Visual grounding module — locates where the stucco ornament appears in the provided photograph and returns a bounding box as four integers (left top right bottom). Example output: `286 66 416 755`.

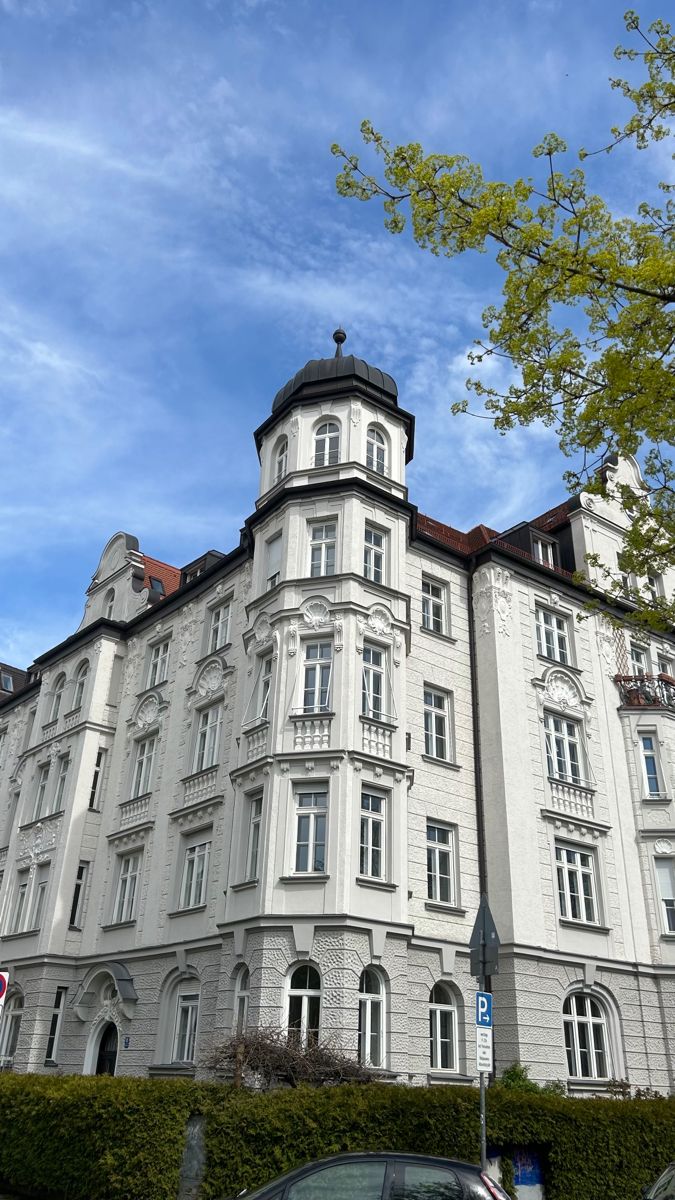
48 741 63 763
136 695 160 729
646 810 671 827
123 638 141 693
368 606 392 637
654 839 673 855
303 600 331 630
289 416 299 438
288 623 298 657
544 670 581 712
596 617 616 676
472 566 512 637
18 820 60 873
350 401 361 427
197 661 224 698
176 603 195 668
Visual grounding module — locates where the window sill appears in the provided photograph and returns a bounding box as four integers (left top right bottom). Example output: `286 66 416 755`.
290 711 335 721
242 717 270 735
195 643 232 669
63 706 82 720
279 873 330 884
1 927 40 941
100 920 136 931
548 776 595 795
229 879 259 892
19 809 65 832
356 876 397 892
421 755 460 771
641 794 671 804
537 653 582 674
559 918 610 934
359 714 397 732
167 904 207 918
148 1063 196 1079
660 932 675 941
427 1072 474 1085
424 902 466 916
419 626 456 645
41 719 58 733
566 1077 611 1094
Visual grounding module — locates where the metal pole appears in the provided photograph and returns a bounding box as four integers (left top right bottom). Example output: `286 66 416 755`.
479 956 487 1172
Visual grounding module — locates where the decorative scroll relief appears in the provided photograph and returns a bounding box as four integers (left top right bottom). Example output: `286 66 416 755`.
596 617 616 677
289 416 299 439
645 810 672 827
18 819 61 873
654 839 673 855
303 601 331 631
176 603 195 669
356 604 396 654
123 638 141 694
241 561 253 598
472 565 512 637
196 661 224 699
544 670 582 712
136 695 160 730
48 741 63 764
350 401 361 427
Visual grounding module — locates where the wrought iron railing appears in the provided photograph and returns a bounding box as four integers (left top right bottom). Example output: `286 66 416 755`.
614 674 675 711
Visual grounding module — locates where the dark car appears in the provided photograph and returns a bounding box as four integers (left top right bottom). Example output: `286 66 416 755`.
644 1162 675 1198
229 1151 510 1200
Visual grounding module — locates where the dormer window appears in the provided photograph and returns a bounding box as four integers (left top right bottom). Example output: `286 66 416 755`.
149 576 165 596
104 589 115 619
366 426 386 475
275 438 288 483
314 422 340 468
1 672 13 693
532 536 555 568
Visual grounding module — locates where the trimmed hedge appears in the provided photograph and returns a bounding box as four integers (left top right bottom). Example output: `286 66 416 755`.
0 1075 674 1200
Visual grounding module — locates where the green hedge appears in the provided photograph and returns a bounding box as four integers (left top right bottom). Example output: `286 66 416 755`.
0 1075 673 1200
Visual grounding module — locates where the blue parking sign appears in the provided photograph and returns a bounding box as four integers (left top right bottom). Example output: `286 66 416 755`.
476 991 492 1027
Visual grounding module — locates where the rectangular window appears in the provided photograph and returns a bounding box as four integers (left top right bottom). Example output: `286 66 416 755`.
655 858 675 934
246 796 263 880
33 763 50 822
209 603 231 654
631 643 648 677
647 573 663 601
132 736 156 797
294 790 327 873
363 525 385 584
53 755 70 812
258 655 273 721
89 749 106 809
303 642 332 713
426 822 455 904
422 578 445 635
658 656 674 678
360 790 385 879
544 713 583 785
533 536 554 567
113 851 141 924
640 734 664 797
424 688 449 760
362 643 388 721
556 843 598 923
69 861 89 927
310 522 336 577
10 871 29 933
266 532 282 590
173 991 199 1062
535 607 569 664
147 639 170 688
44 987 67 1064
179 839 210 909
193 705 222 773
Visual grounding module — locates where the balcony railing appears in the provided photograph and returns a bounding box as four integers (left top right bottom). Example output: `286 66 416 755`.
244 723 269 762
548 777 595 821
182 766 218 807
361 717 394 760
119 794 151 827
290 713 332 751
614 673 675 711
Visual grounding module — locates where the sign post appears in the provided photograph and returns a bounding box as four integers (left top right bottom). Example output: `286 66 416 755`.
469 896 500 1174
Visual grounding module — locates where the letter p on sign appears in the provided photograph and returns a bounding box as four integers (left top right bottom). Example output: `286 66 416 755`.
475 991 492 1027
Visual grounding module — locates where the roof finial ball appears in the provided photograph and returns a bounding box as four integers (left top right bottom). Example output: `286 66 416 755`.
333 327 347 358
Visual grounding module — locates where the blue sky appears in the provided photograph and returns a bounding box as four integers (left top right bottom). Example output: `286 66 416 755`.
0 0 666 666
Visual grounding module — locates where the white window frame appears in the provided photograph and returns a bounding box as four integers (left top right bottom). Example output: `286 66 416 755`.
209 602 231 654
429 983 458 1072
658 654 674 678
132 735 156 797
266 532 282 590
555 841 599 924
426 821 456 905
563 992 611 1080
544 712 585 786
287 964 321 1048
630 642 648 677
50 674 66 723
358 968 385 1068
646 572 664 601
302 641 332 714
366 426 386 475
233 967 250 1035
294 789 327 874
313 421 340 468
32 763 51 821
44 986 68 1064
274 437 288 483
179 836 211 910
639 732 665 798
246 795 263 880
244 653 273 725
113 850 141 924
147 639 170 689
655 857 675 934
532 536 555 567
422 578 445 635
193 704 222 774
89 748 106 809
362 643 385 721
0 993 23 1064
424 687 450 761
69 860 89 928
172 989 200 1062
363 524 385 584
359 789 386 879
53 754 70 812
104 589 115 619
535 606 570 664
309 521 337 578
73 661 89 710
10 862 50 934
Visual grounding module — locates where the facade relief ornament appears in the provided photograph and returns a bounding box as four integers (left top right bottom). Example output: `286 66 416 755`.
350 401 361 427
48 741 63 764
176 603 195 669
543 670 582 712
654 839 673 855
645 810 672 827
288 623 298 657
334 618 343 653
472 566 512 637
596 617 616 677
252 611 273 648
196 661 224 699
289 416 300 439
123 638 141 694
241 561 253 597
303 600 331 631
136 695 160 730
18 819 60 873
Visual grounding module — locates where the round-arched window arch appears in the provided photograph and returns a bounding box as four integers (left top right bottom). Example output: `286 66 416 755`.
429 982 457 1071
287 964 321 1047
314 422 340 468
233 966 250 1035
358 968 385 1068
274 437 288 484
563 991 611 1080
366 425 387 475
51 673 66 723
73 660 89 710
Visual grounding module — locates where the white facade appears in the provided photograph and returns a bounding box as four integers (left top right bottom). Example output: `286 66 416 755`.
0 338 673 1091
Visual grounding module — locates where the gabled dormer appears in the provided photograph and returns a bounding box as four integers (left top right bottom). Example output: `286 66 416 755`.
77 532 181 630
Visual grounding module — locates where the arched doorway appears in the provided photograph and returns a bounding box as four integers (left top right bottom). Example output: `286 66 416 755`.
95 1022 118 1076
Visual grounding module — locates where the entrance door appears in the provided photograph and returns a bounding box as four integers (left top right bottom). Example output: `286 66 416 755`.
95 1022 118 1076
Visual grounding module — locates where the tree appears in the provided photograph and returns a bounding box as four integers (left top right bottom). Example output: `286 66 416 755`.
205 1025 373 1089
332 11 675 631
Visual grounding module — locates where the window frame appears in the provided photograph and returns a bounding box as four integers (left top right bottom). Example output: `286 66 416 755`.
359 789 386 880
426 821 456 906
73 661 89 710
112 850 142 924
131 735 156 798
147 638 170 689
358 967 385 1068
639 731 665 798
532 535 555 567
424 687 451 762
178 835 211 910
655 857 675 934
233 966 250 1035
309 521 337 578
172 988 200 1063
192 703 222 774
429 982 458 1072
563 991 611 1080
69 860 89 928
50 674 66 724
44 986 68 1064
544 711 586 786
274 437 288 483
265 531 282 590
313 421 340 468
421 577 446 636
287 964 321 1049
53 754 70 813
0 992 23 1064
366 425 387 475
10 862 50 934
209 602 231 655
293 788 328 874
535 605 570 665
362 642 386 722
32 762 51 822
630 642 648 677
555 840 600 925
302 641 333 714
363 523 385 585
246 795 263 880
89 748 107 810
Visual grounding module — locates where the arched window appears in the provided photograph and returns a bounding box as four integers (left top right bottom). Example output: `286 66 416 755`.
429 983 457 1071
73 661 89 710
104 589 115 620
0 992 23 1066
172 985 200 1063
51 674 66 723
314 422 340 468
366 426 386 475
274 438 288 484
233 967 250 1035
287 964 321 1048
358 968 384 1068
563 992 611 1079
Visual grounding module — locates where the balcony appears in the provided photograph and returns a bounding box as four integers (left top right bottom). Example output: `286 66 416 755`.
290 712 333 751
548 776 595 821
615 673 675 711
182 766 218 807
63 708 82 731
244 722 269 762
360 717 394 760
119 794 151 827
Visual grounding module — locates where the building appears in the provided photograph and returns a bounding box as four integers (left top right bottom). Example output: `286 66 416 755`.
0 331 673 1090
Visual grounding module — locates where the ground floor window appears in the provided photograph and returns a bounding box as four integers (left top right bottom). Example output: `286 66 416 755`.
563 992 611 1079
429 983 457 1071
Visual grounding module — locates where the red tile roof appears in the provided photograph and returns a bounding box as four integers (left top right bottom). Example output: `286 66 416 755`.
531 499 574 532
416 514 498 556
142 555 181 597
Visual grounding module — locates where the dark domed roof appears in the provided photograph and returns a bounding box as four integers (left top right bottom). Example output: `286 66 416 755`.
272 329 398 412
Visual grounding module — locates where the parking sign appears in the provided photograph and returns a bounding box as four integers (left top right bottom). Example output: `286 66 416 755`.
475 991 492 1027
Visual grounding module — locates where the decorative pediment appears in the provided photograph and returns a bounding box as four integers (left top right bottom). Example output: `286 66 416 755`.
129 690 169 734
533 665 592 712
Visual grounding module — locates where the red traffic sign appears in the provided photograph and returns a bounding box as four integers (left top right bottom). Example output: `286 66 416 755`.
0 972 8 1002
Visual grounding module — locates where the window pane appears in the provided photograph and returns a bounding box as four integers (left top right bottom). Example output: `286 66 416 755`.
393 1164 462 1200
288 1162 386 1200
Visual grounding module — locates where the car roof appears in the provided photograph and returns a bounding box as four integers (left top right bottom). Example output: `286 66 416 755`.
248 1150 482 1191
